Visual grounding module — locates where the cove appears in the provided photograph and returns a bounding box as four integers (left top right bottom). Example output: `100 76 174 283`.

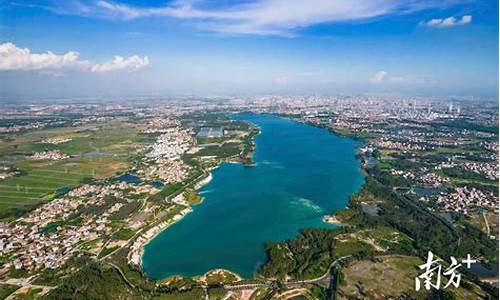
142 114 364 279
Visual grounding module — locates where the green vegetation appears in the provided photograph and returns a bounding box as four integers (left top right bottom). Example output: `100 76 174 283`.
305 284 328 300
0 121 140 219
249 288 274 300
98 246 119 259
207 287 226 299
260 169 497 297
107 248 157 292
44 260 144 300
365 174 498 264
183 188 202 205
197 143 241 159
110 200 141 220
152 289 204 300
0 157 129 220
156 276 204 300
8 267 29 279
113 228 135 240
0 284 19 300
3 111 497 299
32 255 93 286
260 228 339 280
337 256 427 299
337 256 488 300
205 270 239 286
12 287 43 300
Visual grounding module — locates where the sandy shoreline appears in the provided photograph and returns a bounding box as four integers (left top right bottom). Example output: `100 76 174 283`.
133 171 214 270
135 125 258 278
322 214 342 225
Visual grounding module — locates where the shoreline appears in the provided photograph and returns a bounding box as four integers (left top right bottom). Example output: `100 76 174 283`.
138 115 363 281
132 205 193 269
136 121 258 279
134 171 214 270
322 214 342 225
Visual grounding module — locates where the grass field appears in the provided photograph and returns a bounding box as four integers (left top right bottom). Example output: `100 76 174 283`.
0 157 129 210
2 120 142 157
337 255 488 300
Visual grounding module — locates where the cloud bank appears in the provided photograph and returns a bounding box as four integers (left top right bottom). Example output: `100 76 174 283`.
420 15 472 27
0 43 149 73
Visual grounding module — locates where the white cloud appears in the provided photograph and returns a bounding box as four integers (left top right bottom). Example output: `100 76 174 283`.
370 70 429 85
90 55 149 72
370 71 388 84
0 42 149 73
79 0 465 36
420 15 472 27
0 42 87 71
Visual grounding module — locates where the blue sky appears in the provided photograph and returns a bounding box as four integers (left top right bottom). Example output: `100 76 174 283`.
0 0 498 99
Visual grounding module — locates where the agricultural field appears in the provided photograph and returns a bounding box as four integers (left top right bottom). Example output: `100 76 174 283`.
0 120 144 218
0 120 142 157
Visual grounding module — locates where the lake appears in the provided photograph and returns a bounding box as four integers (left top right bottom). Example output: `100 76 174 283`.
142 114 364 279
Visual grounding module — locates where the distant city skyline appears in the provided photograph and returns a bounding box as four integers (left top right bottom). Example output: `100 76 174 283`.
1 0 498 99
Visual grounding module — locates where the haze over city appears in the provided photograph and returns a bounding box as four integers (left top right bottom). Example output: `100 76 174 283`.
1 0 499 99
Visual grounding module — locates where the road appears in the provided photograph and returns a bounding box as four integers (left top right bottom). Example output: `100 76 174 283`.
107 262 135 289
224 255 351 292
283 255 350 287
0 278 55 300
482 210 491 236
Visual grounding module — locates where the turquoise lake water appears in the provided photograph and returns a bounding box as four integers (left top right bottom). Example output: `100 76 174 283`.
142 114 364 279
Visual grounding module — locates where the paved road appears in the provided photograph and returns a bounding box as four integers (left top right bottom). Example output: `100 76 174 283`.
224 255 351 292
107 262 135 289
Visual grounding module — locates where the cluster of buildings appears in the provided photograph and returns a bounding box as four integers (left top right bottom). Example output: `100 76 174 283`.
390 169 415 180
0 97 496 281
139 158 190 184
0 182 137 272
0 122 45 133
482 141 498 152
146 127 193 159
435 161 457 170
42 137 73 145
28 150 69 161
68 184 102 197
0 114 203 275
24 198 82 224
390 169 450 187
0 165 20 180
461 162 498 180
287 96 498 220
6 219 106 271
143 118 182 133
420 173 449 187
436 186 497 214
374 139 427 152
